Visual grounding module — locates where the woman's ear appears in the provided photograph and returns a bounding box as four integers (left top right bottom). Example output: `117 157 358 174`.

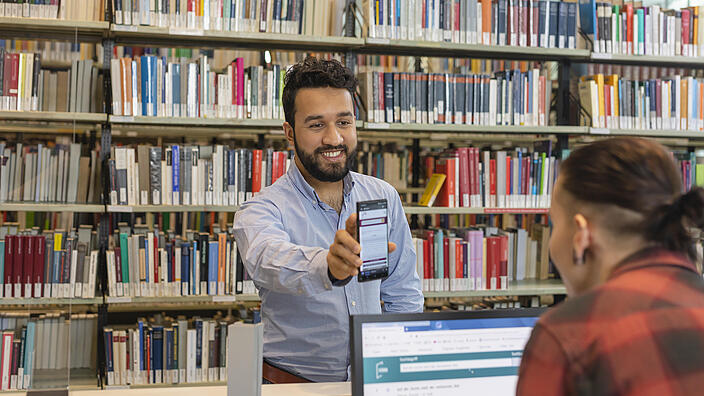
573 214 590 264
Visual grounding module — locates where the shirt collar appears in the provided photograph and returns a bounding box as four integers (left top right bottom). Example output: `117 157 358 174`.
287 159 356 204
608 246 699 280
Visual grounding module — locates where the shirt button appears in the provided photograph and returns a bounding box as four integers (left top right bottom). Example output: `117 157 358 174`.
311 200 316 206
351 301 356 306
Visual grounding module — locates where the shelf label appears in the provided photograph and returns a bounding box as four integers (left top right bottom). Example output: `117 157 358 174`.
113 25 138 32
367 38 391 45
108 205 134 213
212 295 236 302
169 28 204 36
111 115 134 123
366 123 391 129
591 52 613 60
107 296 132 303
590 128 610 135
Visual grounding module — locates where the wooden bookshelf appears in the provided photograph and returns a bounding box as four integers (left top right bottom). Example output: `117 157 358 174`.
0 111 107 124
0 203 104 212
590 52 704 67
364 123 588 135
107 205 240 213
423 279 566 298
403 206 549 215
0 297 102 306
105 295 259 312
111 25 363 51
0 17 109 42
364 38 591 61
590 128 704 139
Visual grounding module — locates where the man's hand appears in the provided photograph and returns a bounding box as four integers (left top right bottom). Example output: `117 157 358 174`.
327 213 397 281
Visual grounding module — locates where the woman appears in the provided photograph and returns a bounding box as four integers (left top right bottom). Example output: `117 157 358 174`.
517 137 704 396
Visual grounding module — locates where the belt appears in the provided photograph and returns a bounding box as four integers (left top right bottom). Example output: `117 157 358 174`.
262 360 312 384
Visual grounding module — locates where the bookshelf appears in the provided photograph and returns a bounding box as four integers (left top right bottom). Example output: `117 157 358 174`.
5 0 697 390
0 111 107 124
0 297 102 306
111 25 364 52
423 279 566 298
363 38 591 61
0 203 105 212
0 16 108 42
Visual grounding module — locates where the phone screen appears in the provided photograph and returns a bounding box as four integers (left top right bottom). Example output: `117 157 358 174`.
357 199 389 282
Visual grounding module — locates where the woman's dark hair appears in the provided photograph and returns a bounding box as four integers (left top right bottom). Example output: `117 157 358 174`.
560 137 704 261
282 57 358 129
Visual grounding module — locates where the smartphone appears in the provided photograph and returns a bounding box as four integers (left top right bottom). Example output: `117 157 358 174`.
356 199 389 282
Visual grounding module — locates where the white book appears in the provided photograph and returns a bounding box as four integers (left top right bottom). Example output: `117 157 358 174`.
187 329 196 383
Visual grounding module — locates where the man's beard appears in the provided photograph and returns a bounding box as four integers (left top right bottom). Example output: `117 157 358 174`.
293 133 356 183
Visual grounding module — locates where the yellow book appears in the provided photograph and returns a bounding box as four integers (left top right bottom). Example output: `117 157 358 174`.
595 74 605 128
419 174 446 207
605 74 619 123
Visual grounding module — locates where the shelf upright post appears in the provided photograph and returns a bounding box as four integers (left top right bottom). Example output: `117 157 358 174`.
96 33 115 388
556 59 571 157
410 138 421 229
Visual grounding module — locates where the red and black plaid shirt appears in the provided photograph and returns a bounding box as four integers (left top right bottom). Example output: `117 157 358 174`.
517 247 704 396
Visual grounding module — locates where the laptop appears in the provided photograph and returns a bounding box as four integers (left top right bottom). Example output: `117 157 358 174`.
350 308 545 396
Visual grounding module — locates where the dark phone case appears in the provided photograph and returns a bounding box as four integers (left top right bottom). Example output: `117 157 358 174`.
356 199 390 283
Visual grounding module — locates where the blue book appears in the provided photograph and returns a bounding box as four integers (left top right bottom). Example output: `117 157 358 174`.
172 145 180 205
148 327 154 383
538 0 548 46
527 71 533 120
567 2 577 49
141 56 151 116
195 319 203 370
152 326 164 383
166 243 173 284
549 1 559 48
517 150 523 196
435 229 444 281
578 0 597 36
462 242 468 280
228 149 235 202
104 330 114 384
138 319 145 371
192 241 198 295
181 243 190 295
165 328 174 376
23 321 35 388
208 241 218 295
558 2 568 49
142 236 149 284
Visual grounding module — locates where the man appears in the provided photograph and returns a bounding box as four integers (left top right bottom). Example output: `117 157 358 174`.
232 57 423 383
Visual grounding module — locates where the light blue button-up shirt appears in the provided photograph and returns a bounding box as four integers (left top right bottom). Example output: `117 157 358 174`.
232 162 424 382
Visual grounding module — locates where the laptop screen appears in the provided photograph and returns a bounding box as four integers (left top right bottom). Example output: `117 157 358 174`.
350 309 544 396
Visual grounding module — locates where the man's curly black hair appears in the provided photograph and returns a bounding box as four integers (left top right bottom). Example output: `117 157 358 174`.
282 57 358 129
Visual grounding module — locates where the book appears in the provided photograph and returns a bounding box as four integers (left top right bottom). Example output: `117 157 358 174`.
419 174 447 207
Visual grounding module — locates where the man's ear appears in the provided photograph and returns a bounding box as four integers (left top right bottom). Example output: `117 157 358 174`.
283 122 294 148
573 214 590 261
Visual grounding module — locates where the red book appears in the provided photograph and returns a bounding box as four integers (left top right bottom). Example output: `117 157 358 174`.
3 52 13 104
378 72 384 120
490 159 497 206
488 237 501 290
468 147 476 201
499 235 509 289
435 159 448 207
114 246 123 285
423 239 430 282
15 236 24 297
521 0 529 43
443 237 450 287
34 235 45 297
532 1 539 46
424 230 435 280
252 149 263 194
511 0 519 46
188 0 195 13
153 235 159 287
446 157 457 207
604 86 611 126
8 53 19 103
424 156 435 181
24 235 33 298
457 148 470 207
271 152 280 185
683 9 691 53
235 58 244 108
4 236 13 297
625 4 634 53
506 156 512 200
455 239 463 281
